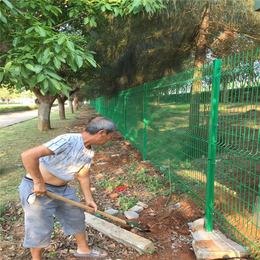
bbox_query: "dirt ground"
[0,105,254,260]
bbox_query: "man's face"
[98,131,115,145]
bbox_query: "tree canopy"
[83,0,260,99]
[0,0,165,130]
[0,0,165,95]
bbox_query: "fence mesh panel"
[90,49,260,259]
[213,50,260,257]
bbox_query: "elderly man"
[19,117,117,259]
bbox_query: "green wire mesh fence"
[90,49,260,259]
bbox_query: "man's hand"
[32,182,47,196]
[86,200,97,213]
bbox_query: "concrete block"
[191,229,227,241]
[191,229,249,260]
[84,213,155,253]
[192,218,205,231]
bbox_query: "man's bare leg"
[74,232,107,256]
[30,248,42,260]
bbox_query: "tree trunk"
[189,6,210,158]
[38,102,52,130]
[57,87,79,119]
[57,96,66,120]
[69,98,74,113]
[190,6,210,130]
[32,87,57,131]
[74,96,79,111]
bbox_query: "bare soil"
[0,106,254,260]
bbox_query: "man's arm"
[21,145,54,195]
[77,167,97,212]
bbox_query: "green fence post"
[143,83,147,161]
[205,59,222,232]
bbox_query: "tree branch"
[69,87,80,97]
[238,32,260,41]
[54,13,88,28]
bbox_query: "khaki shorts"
[19,177,85,248]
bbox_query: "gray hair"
[85,117,117,134]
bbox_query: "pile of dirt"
[0,106,253,260]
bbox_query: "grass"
[0,109,80,215]
[0,105,38,113]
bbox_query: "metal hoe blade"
[126,221,150,232]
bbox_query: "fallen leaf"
[110,193,119,199]
[107,243,116,248]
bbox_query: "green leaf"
[36,26,46,37]
[56,55,66,63]
[68,57,77,72]
[3,0,13,9]
[16,80,22,89]
[132,0,141,7]
[5,61,12,69]
[114,7,120,17]
[21,66,28,78]
[66,41,75,52]
[44,69,62,80]
[30,2,36,8]
[25,27,35,34]
[43,48,50,56]
[51,5,62,15]
[45,5,51,11]
[105,3,111,10]
[28,75,37,88]
[145,3,151,13]
[48,80,58,95]
[61,51,68,59]
[49,78,61,90]
[57,35,66,45]
[55,44,62,53]
[101,5,106,12]
[37,52,44,63]
[49,6,60,16]
[43,56,51,64]
[25,64,36,72]
[12,37,19,47]
[69,10,74,18]
[40,88,45,95]
[75,55,83,68]
[89,19,97,27]
[53,57,61,69]
[84,17,89,25]
[37,74,45,83]
[35,65,43,73]
[0,11,7,23]
[14,65,21,73]
[86,57,97,68]
[43,79,49,93]
[60,83,70,97]
[0,72,3,82]
[43,38,54,44]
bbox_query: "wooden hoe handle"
[46,191,127,225]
